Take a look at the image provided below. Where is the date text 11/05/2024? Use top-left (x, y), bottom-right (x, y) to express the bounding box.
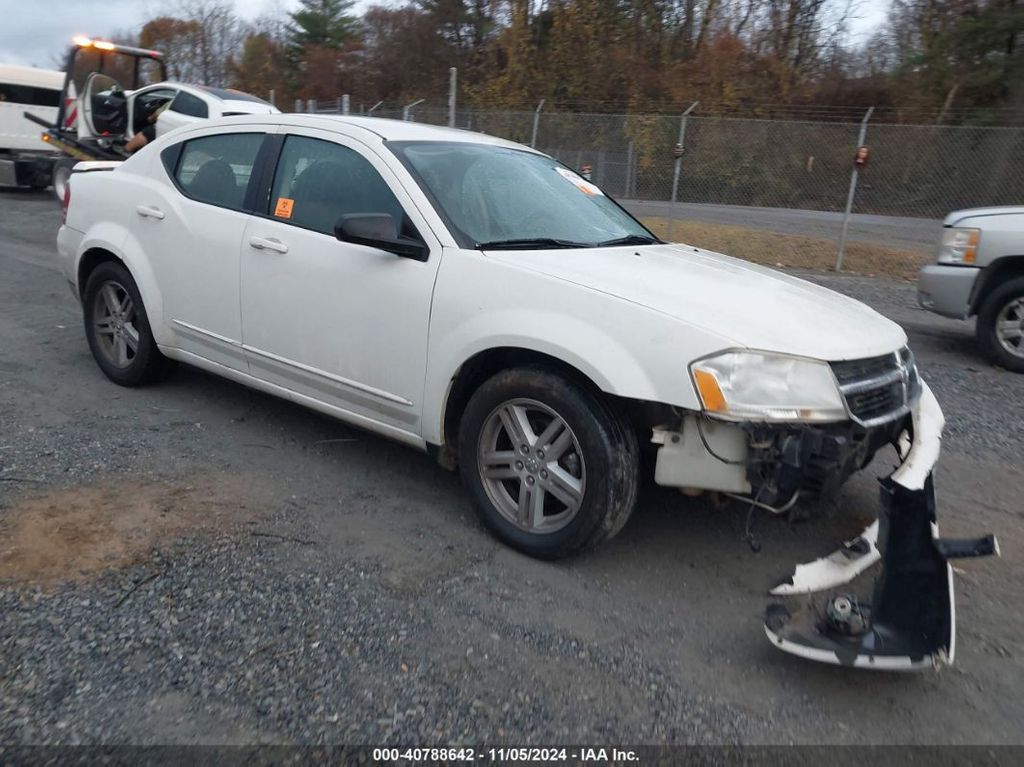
top-left (373, 747), bottom-right (640, 762)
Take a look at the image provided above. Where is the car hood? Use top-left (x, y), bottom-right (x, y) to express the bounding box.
top-left (945, 206), bottom-right (1024, 226)
top-left (483, 243), bottom-right (907, 361)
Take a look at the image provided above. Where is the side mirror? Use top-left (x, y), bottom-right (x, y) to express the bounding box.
top-left (334, 213), bottom-right (427, 262)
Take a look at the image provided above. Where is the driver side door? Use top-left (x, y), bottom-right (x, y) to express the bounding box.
top-left (81, 72), bottom-right (127, 139)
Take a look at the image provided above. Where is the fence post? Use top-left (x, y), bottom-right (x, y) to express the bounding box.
top-left (836, 106), bottom-right (874, 271)
top-left (667, 101), bottom-right (699, 242)
top-left (403, 98), bottom-right (425, 122)
top-left (294, 98), bottom-right (303, 113)
top-left (531, 99), bottom-right (545, 148)
top-left (268, 89), bottom-right (275, 107)
top-left (625, 141), bottom-right (634, 198)
top-left (308, 98), bottom-right (317, 113)
top-left (341, 94), bottom-right (350, 115)
top-left (448, 67), bottom-right (457, 128)
top-left (368, 100), bottom-right (383, 116)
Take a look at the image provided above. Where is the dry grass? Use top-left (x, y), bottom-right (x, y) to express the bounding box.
top-left (641, 217), bottom-right (931, 281)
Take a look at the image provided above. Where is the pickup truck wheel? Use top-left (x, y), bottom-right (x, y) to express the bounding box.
top-left (458, 368), bottom-right (639, 559)
top-left (82, 262), bottom-right (174, 386)
top-left (977, 277), bottom-right (1024, 373)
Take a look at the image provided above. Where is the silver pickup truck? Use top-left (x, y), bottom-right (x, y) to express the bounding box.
top-left (918, 206), bottom-right (1024, 372)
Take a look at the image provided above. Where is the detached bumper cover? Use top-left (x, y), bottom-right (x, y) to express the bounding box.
top-left (765, 382), bottom-right (999, 670)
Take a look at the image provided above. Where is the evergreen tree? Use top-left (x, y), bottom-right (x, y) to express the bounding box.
top-left (287, 0), bottom-right (359, 52)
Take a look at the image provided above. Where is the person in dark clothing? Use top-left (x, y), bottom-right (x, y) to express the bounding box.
top-left (124, 101), bottom-right (167, 154)
top-left (124, 122), bottom-right (156, 154)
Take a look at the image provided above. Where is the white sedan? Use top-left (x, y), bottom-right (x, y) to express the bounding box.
top-left (56, 114), bottom-right (995, 669)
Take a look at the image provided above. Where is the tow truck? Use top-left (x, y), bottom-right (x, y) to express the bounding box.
top-left (20, 36), bottom-right (168, 199)
top-left (23, 36), bottom-right (277, 200)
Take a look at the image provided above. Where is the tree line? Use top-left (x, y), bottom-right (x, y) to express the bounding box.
top-left (130, 0), bottom-right (1022, 124)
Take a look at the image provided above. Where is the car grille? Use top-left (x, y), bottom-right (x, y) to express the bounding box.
top-left (830, 348), bottom-right (921, 428)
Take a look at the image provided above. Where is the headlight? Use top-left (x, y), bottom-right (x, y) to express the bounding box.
top-left (937, 227), bottom-right (980, 264)
top-left (690, 351), bottom-right (847, 422)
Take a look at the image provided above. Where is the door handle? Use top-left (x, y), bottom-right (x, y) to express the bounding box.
top-left (135, 205), bottom-right (165, 220)
top-left (248, 236), bottom-right (289, 254)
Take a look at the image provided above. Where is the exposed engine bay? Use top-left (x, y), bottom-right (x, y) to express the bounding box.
top-left (648, 367), bottom-right (999, 670)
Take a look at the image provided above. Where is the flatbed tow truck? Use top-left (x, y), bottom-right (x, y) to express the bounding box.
top-left (22, 36), bottom-right (167, 198)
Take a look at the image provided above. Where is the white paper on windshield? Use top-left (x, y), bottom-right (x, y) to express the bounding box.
top-left (555, 167), bottom-right (604, 196)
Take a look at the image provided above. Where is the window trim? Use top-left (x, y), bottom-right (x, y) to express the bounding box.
top-left (161, 131), bottom-right (270, 214)
top-left (249, 131), bottom-right (428, 254)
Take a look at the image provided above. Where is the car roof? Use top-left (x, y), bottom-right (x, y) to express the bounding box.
top-left (0, 64), bottom-right (64, 90)
top-left (217, 112), bottom-right (538, 150)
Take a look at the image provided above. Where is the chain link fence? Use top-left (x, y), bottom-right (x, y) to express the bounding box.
top-left (298, 99), bottom-right (1024, 221)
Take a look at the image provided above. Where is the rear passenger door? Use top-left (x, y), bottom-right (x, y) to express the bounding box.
top-left (132, 127), bottom-right (268, 371)
top-left (239, 128), bottom-right (442, 440)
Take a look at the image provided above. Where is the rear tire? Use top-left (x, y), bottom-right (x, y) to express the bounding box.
top-left (976, 276), bottom-right (1024, 373)
top-left (458, 367), bottom-right (639, 559)
top-left (82, 261), bottom-right (175, 386)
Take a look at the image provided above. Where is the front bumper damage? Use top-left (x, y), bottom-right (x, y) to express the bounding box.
top-left (764, 382), bottom-right (999, 670)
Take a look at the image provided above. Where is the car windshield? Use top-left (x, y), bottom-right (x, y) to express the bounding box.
top-left (390, 141), bottom-right (658, 249)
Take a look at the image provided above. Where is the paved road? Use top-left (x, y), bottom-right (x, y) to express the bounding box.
top-left (622, 200), bottom-right (942, 252)
top-left (1, 190), bottom-right (1021, 745)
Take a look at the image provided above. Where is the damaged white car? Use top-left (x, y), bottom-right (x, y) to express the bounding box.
top-left (56, 114), bottom-right (996, 670)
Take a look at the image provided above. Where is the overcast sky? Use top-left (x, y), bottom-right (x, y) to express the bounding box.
top-left (0, 0), bottom-right (889, 70)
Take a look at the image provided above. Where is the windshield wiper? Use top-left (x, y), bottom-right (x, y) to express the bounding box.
top-left (475, 237), bottom-right (589, 250)
top-left (593, 234), bottom-right (661, 247)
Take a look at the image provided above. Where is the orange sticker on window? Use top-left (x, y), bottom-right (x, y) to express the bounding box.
top-left (274, 197), bottom-right (294, 219)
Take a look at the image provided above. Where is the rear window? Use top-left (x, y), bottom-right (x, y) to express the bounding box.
top-left (169, 91), bottom-right (209, 119)
top-left (173, 133), bottom-right (264, 211)
top-left (0, 83), bottom-right (61, 107)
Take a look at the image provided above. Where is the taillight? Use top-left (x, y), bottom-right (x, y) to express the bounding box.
top-left (62, 182), bottom-right (71, 223)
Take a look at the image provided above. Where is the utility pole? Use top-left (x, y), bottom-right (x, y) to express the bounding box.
top-left (667, 101), bottom-right (699, 242)
top-left (836, 107), bottom-right (875, 271)
top-left (448, 68), bottom-right (457, 128)
top-left (531, 99), bottom-right (545, 148)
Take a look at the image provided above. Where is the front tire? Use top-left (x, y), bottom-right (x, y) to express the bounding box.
top-left (458, 367), bottom-right (639, 559)
top-left (977, 276), bottom-right (1024, 373)
top-left (82, 261), bottom-right (174, 386)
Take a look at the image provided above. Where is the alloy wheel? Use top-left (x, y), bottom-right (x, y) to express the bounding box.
top-left (477, 398), bottom-right (586, 534)
top-left (995, 297), bottom-right (1024, 359)
top-left (92, 280), bottom-right (139, 368)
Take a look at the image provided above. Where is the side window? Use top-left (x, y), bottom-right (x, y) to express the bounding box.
top-left (269, 135), bottom-right (407, 236)
top-left (173, 133), bottom-right (264, 211)
top-left (0, 84), bottom-right (61, 107)
top-left (134, 88), bottom-right (176, 132)
top-left (169, 90), bottom-right (209, 119)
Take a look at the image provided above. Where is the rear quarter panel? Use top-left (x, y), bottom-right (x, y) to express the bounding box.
top-left (64, 152), bottom-right (172, 344)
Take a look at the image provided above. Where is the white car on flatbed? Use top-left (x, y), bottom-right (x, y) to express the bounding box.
top-left (56, 114), bottom-right (996, 670)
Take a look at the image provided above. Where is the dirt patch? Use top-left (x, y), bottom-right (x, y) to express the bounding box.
top-left (0, 474), bottom-right (268, 584)
top-left (641, 217), bottom-right (931, 280)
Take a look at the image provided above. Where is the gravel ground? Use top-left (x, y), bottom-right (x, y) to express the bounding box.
top-left (1, 189), bottom-right (1022, 746)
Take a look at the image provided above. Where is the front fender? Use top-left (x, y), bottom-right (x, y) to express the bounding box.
top-left (421, 249), bottom-right (735, 445)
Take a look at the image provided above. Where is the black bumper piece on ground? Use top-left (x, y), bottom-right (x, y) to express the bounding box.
top-left (765, 474), bottom-right (997, 670)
